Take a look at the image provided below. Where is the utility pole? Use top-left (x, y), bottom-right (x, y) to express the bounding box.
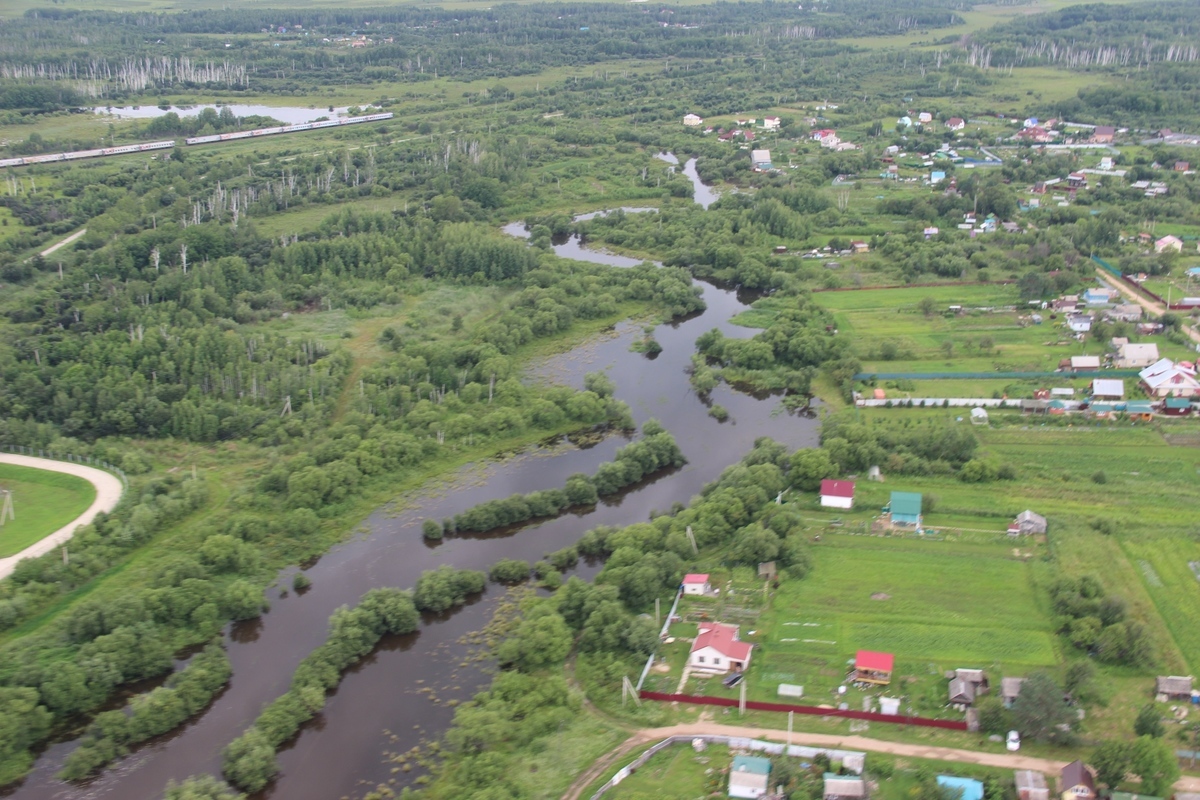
top-left (0, 490), bottom-right (13, 526)
top-left (739, 680), bottom-right (747, 716)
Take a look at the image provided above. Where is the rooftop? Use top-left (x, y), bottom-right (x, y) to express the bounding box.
top-left (693, 622), bottom-right (752, 661)
top-left (890, 491), bottom-right (922, 517)
top-left (732, 755), bottom-right (772, 775)
top-left (682, 573), bottom-right (709, 584)
top-left (820, 479), bottom-right (856, 498)
top-left (938, 776), bottom-right (985, 800)
top-left (856, 649), bottom-right (894, 673)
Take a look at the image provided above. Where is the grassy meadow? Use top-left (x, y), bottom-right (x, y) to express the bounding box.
top-left (0, 464), bottom-right (96, 558)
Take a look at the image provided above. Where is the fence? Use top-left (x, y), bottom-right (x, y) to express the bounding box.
top-left (638, 691), bottom-right (968, 731)
top-left (854, 370), bottom-right (1139, 380)
top-left (0, 445), bottom-right (128, 490)
top-left (812, 279), bottom-right (1013, 293)
top-left (589, 734), bottom-right (868, 800)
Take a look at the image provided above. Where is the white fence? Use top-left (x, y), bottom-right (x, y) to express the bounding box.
top-left (0, 445), bottom-right (128, 489)
top-left (589, 735), bottom-right (866, 800)
top-left (855, 397), bottom-right (1024, 408)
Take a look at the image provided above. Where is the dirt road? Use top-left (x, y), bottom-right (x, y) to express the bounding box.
top-left (1096, 268), bottom-right (1200, 346)
top-left (564, 720), bottom-right (1200, 799)
top-left (39, 227), bottom-right (87, 258)
top-left (0, 454), bottom-right (124, 580)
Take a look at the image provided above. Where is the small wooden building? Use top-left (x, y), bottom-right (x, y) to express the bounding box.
top-left (1156, 675), bottom-right (1193, 700)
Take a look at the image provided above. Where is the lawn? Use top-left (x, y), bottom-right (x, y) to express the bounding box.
top-left (605, 742), bottom-right (730, 800)
top-left (0, 464), bottom-right (96, 558)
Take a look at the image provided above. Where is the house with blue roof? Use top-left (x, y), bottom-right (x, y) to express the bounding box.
top-left (938, 776), bottom-right (984, 800)
top-left (888, 491), bottom-right (922, 528)
top-left (729, 755), bottom-right (771, 799)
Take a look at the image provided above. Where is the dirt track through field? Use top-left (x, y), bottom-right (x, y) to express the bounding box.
top-left (1096, 269), bottom-right (1200, 346)
top-left (563, 720), bottom-right (1200, 799)
top-left (0, 454), bottom-right (124, 580)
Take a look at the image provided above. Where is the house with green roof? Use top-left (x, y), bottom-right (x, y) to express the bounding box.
top-left (888, 491), bottom-right (923, 528)
top-left (729, 754), bottom-right (772, 799)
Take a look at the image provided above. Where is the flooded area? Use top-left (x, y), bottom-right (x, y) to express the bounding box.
top-left (92, 104), bottom-right (356, 124)
top-left (3, 154), bottom-right (814, 800)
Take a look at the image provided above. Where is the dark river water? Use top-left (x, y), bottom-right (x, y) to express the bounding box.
top-left (3, 157), bottom-right (819, 800)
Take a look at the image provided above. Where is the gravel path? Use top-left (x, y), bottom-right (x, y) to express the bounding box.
top-left (0, 454), bottom-right (124, 580)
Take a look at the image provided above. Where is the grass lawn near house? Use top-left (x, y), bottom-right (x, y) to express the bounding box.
top-left (604, 742), bottom-right (731, 800)
top-left (0, 464), bottom-right (96, 559)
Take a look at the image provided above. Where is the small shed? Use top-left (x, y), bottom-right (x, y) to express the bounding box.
top-left (1070, 355), bottom-right (1100, 370)
top-left (854, 650), bottom-right (894, 685)
top-left (824, 774), bottom-right (866, 800)
top-left (1014, 510), bottom-right (1047, 535)
top-left (937, 777), bottom-right (984, 800)
top-left (682, 573), bottom-right (711, 595)
top-left (1015, 771), bottom-right (1049, 800)
top-left (888, 491), bottom-right (923, 527)
top-left (729, 755), bottom-right (772, 799)
top-left (1164, 397), bottom-right (1193, 416)
top-left (970, 407), bottom-right (988, 425)
top-left (1091, 379), bottom-right (1125, 400)
top-left (1001, 676), bottom-right (1025, 708)
top-left (820, 479), bottom-right (856, 509)
top-left (948, 668), bottom-right (988, 705)
top-left (1156, 675), bottom-right (1193, 700)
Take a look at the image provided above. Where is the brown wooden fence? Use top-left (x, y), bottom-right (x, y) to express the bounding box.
top-left (638, 691), bottom-right (969, 731)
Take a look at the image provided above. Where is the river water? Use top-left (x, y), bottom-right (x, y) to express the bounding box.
top-left (3, 156), bottom-right (816, 800)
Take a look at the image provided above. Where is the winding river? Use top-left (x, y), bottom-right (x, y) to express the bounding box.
top-left (4, 157), bottom-right (820, 800)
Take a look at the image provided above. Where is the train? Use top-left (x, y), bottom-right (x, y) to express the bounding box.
top-left (0, 140), bottom-right (176, 169)
top-left (185, 112), bottom-right (393, 145)
top-left (0, 111), bottom-right (394, 168)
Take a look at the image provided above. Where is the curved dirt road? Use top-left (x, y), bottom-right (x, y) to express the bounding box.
top-left (1096, 269), bottom-right (1200, 346)
top-left (0, 454), bottom-right (124, 580)
top-left (565, 720), bottom-right (1200, 799)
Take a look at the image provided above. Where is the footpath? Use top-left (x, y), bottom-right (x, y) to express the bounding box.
top-left (0, 454), bottom-right (124, 580)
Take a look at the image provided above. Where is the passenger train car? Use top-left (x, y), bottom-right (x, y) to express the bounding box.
top-left (185, 112), bottom-right (393, 145)
top-left (0, 140), bottom-right (176, 169)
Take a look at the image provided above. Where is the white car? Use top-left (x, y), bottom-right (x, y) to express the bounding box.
top-left (1006, 730), bottom-right (1021, 751)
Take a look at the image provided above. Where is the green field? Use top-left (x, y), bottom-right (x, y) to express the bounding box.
top-left (0, 464), bottom-right (96, 558)
top-left (605, 742), bottom-right (731, 800)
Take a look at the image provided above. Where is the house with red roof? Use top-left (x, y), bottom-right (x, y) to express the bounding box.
top-left (689, 622), bottom-right (753, 673)
top-left (820, 479), bottom-right (855, 509)
top-left (854, 650), bottom-right (894, 685)
top-left (682, 573), bottom-right (711, 596)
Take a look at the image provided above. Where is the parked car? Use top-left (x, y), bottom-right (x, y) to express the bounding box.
top-left (1006, 730), bottom-right (1020, 751)
top-left (723, 672), bottom-right (744, 688)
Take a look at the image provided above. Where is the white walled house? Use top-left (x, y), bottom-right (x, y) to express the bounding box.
top-left (683, 113), bottom-right (703, 127)
top-left (682, 573), bottom-right (711, 595)
top-left (819, 479), bottom-right (855, 509)
top-left (689, 622), bottom-right (752, 673)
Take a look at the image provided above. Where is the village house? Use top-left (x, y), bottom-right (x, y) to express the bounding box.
top-left (1011, 510), bottom-right (1047, 536)
top-left (1066, 315), bottom-right (1093, 334)
top-left (729, 755), bottom-right (772, 799)
top-left (1141, 358), bottom-right (1200, 397)
top-left (761, 116), bottom-right (781, 130)
top-left (1015, 771), bottom-right (1050, 800)
top-left (1018, 126), bottom-right (1055, 144)
top-left (1105, 304), bottom-right (1143, 323)
top-left (850, 241), bottom-right (870, 254)
top-left (1090, 379), bottom-right (1125, 401)
top-left (1176, 161), bottom-right (1190, 172)
top-left (682, 573), bottom-right (711, 596)
top-left (1155, 234), bottom-right (1183, 253)
top-left (948, 668), bottom-right (988, 705)
top-left (888, 491), bottom-right (922, 528)
top-left (1155, 675), bottom-right (1193, 700)
top-left (824, 774), bottom-right (867, 800)
top-left (923, 226), bottom-right (940, 239)
top-left (854, 650), bottom-right (894, 685)
top-left (689, 622), bottom-right (752, 673)
top-left (751, 149), bottom-right (773, 170)
top-left (1082, 287), bottom-right (1114, 305)
top-left (820, 479), bottom-right (855, 509)
top-left (683, 113), bottom-right (703, 127)
top-left (1069, 355), bottom-right (1101, 371)
top-left (1068, 173), bottom-right (1088, 189)
top-left (1001, 676), bottom-right (1025, 708)
top-left (946, 117), bottom-right (965, 131)
top-left (1053, 295), bottom-right (1080, 312)
top-left (918, 112), bottom-right (933, 124)
top-left (1091, 125), bottom-right (1116, 144)
top-left (1115, 343), bottom-right (1159, 369)
top-left (1061, 761), bottom-right (1096, 800)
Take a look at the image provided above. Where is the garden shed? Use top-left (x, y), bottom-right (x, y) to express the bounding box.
top-left (1014, 510), bottom-right (1046, 535)
top-left (1156, 675), bottom-right (1192, 700)
top-left (729, 755), bottom-right (771, 799)
top-left (854, 650), bottom-right (894, 685)
top-left (1015, 771), bottom-right (1048, 800)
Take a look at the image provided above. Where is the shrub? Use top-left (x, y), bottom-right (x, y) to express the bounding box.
top-left (292, 572), bottom-right (311, 591)
top-left (421, 519), bottom-right (443, 540)
top-left (489, 559), bottom-right (531, 584)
